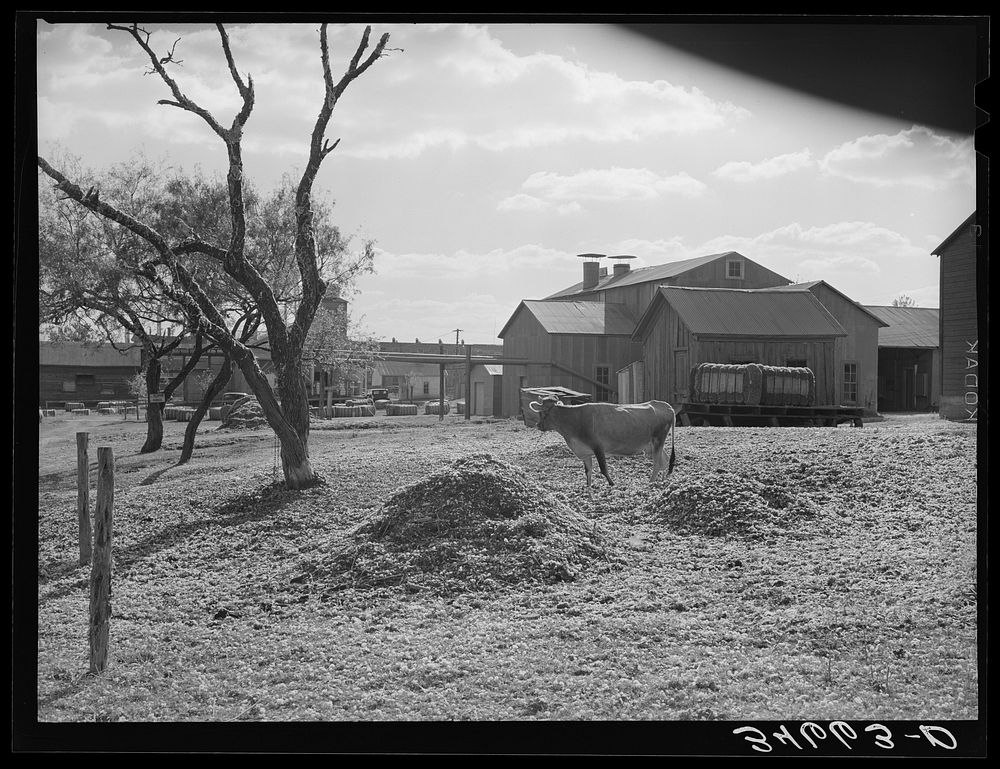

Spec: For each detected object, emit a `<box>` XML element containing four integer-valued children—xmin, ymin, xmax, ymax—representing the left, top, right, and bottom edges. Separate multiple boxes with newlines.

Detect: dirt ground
<box><xmin>31</xmin><ymin>409</ymin><xmax>981</xmax><ymax>736</ymax></box>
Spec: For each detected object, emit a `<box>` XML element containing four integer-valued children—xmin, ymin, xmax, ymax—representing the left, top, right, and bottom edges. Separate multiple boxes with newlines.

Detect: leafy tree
<box><xmin>892</xmin><ymin>294</ymin><xmax>917</xmax><ymax>307</ymax></box>
<box><xmin>38</xmin><ymin>22</ymin><xmax>393</xmax><ymax>488</ymax></box>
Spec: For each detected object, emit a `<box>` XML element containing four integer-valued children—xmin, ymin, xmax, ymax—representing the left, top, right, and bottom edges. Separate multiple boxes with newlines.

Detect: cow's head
<box><xmin>528</xmin><ymin>395</ymin><xmax>561</xmax><ymax>430</ymax></box>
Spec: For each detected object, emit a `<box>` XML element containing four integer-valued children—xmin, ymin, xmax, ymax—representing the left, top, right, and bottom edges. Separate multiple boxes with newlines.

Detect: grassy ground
<box><xmin>34</xmin><ymin>410</ymin><xmax>979</xmax><ymax>726</ymax></box>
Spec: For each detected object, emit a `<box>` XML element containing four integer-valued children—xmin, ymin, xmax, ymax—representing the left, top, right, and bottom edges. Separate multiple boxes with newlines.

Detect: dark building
<box><xmin>933</xmin><ymin>213</ymin><xmax>981</xmax><ymax>421</ymax></box>
<box><xmin>39</xmin><ymin>341</ymin><xmax>141</xmax><ymax>407</ymax></box>
<box><xmin>866</xmin><ymin>305</ymin><xmax>941</xmax><ymax>412</ymax></box>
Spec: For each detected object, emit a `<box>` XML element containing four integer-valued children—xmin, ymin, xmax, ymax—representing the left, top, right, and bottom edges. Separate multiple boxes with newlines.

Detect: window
<box><xmin>422</xmin><ymin>381</ymin><xmax>430</xmax><ymax>395</ymax></box>
<box><xmin>726</xmin><ymin>259</ymin><xmax>744</xmax><ymax>280</ymax></box>
<box><xmin>843</xmin><ymin>363</ymin><xmax>858</xmax><ymax>404</ymax></box>
<box><xmin>596</xmin><ymin>365</ymin><xmax>612</xmax><ymax>402</ymax></box>
<box><xmin>75</xmin><ymin>373</ymin><xmax>95</xmax><ymax>388</ymax></box>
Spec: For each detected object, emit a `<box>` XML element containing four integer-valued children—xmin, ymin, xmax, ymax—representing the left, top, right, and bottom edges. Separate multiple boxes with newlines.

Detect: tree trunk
<box><xmin>178</xmin><ymin>355</ymin><xmax>233</xmax><ymax>465</ymax></box>
<box><xmin>276</xmin><ymin>362</ymin><xmax>315</xmax><ymax>488</ymax></box>
<box><xmin>231</xmin><ymin>350</ymin><xmax>315</xmax><ymax>489</ymax></box>
<box><xmin>140</xmin><ymin>358</ymin><xmax>164</xmax><ymax>454</ymax></box>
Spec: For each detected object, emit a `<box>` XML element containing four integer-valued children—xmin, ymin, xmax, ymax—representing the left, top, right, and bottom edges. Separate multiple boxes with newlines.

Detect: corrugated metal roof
<box><xmin>518</xmin><ymin>300</ymin><xmax>636</xmax><ymax>335</ymax></box>
<box><xmin>483</xmin><ymin>364</ymin><xmax>503</xmax><ymax>376</ymax></box>
<box><xmin>865</xmin><ymin>306</ymin><xmax>940</xmax><ymax>348</ymax></box>
<box><xmin>649</xmin><ymin>287</ymin><xmax>848</xmax><ymax>338</ymax></box>
<box><xmin>544</xmin><ymin>252</ymin><xmax>740</xmax><ymax>299</ymax></box>
<box><xmin>771</xmin><ymin>280</ymin><xmax>889</xmax><ymax>326</ymax></box>
<box><xmin>39</xmin><ymin>341</ymin><xmax>141</xmax><ymax>367</ymax></box>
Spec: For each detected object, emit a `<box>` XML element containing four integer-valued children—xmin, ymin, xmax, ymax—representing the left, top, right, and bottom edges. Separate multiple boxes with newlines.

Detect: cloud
<box><xmin>498</xmin><ymin>168</ymin><xmax>706</xmax><ymax>213</ymax></box>
<box><xmin>521</xmin><ymin>167</ymin><xmax>707</xmax><ymax>202</ymax></box>
<box><xmin>496</xmin><ymin>194</ymin><xmax>581</xmax><ymax>215</ymax></box>
<box><xmin>713</xmin><ymin>149</ymin><xmax>814</xmax><ymax>182</ymax></box>
<box><xmin>820</xmin><ymin>125</ymin><xmax>975</xmax><ymax>189</ymax></box>
<box><xmin>340</xmin><ymin>24</ymin><xmax>750</xmax><ymax>159</ymax></box>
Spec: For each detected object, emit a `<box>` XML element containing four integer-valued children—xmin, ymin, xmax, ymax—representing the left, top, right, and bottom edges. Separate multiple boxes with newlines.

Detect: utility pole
<box><xmin>451</xmin><ymin>328</ymin><xmax>462</xmax><ymax>354</ymax></box>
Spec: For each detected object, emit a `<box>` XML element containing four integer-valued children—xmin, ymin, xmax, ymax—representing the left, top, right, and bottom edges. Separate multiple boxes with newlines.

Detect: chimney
<box><xmin>611</xmin><ymin>254</ymin><xmax>637</xmax><ymax>278</ymax></box>
<box><xmin>577</xmin><ymin>253</ymin><xmax>605</xmax><ymax>290</ymax></box>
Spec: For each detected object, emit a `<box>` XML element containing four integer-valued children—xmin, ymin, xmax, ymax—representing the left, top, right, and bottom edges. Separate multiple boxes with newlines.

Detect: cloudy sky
<box><xmin>35</xmin><ymin>19</ymin><xmax>980</xmax><ymax>344</ymax></box>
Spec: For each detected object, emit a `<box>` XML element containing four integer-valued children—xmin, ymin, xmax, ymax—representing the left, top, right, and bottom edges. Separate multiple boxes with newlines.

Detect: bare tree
<box><xmin>38</xmin><ymin>22</ymin><xmax>393</xmax><ymax>488</ymax></box>
<box><xmin>892</xmin><ymin>294</ymin><xmax>917</xmax><ymax>307</ymax></box>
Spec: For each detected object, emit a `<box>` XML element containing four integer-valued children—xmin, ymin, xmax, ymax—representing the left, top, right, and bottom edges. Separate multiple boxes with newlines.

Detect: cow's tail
<box><xmin>667</xmin><ymin>408</ymin><xmax>677</xmax><ymax>475</ymax></box>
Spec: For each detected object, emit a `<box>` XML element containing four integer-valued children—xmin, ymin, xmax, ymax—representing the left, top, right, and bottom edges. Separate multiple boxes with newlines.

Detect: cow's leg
<box><xmin>580</xmin><ymin>454</ymin><xmax>594</xmax><ymax>492</ymax></box>
<box><xmin>594</xmin><ymin>447</ymin><xmax>614</xmax><ymax>487</ymax></box>
<box><xmin>650</xmin><ymin>437</ymin><xmax>665</xmax><ymax>482</ymax></box>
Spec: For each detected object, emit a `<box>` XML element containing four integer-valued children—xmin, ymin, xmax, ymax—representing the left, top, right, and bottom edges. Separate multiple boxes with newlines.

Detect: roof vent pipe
<box><xmin>577</xmin><ymin>253</ymin><xmax>605</xmax><ymax>290</ymax></box>
<box><xmin>610</xmin><ymin>254</ymin><xmax>637</xmax><ymax>278</ymax></box>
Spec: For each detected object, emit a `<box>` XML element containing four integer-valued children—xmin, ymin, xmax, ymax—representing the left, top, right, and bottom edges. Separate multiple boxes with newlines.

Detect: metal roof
<box><xmin>771</xmin><ymin>280</ymin><xmax>889</xmax><ymax>326</ymax></box>
<box><xmin>39</xmin><ymin>341</ymin><xmax>142</xmax><ymax>367</ymax></box>
<box><xmin>638</xmin><ymin>287</ymin><xmax>848</xmax><ymax>338</ymax></box>
<box><xmin>544</xmin><ymin>252</ymin><xmax>748</xmax><ymax>299</ymax></box>
<box><xmin>864</xmin><ymin>306</ymin><xmax>941</xmax><ymax>348</ymax></box>
<box><xmin>500</xmin><ymin>300</ymin><xmax>636</xmax><ymax>337</ymax></box>
<box><xmin>482</xmin><ymin>364</ymin><xmax>503</xmax><ymax>376</ymax></box>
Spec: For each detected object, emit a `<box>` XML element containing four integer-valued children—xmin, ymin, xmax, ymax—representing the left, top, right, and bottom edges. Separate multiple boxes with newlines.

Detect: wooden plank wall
<box><xmin>939</xmin><ymin>224</ymin><xmax>980</xmax><ymax>420</ymax></box>
<box><xmin>812</xmin><ymin>283</ymin><xmax>881</xmax><ymax>414</ymax></box>
<box><xmin>39</xmin><ymin>365</ymin><xmax>138</xmax><ymax>406</ymax></box>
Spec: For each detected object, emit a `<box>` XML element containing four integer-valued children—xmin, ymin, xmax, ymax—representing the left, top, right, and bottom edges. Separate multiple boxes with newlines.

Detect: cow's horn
<box><xmin>528</xmin><ymin>400</ymin><xmax>543</xmax><ymax>413</ymax></box>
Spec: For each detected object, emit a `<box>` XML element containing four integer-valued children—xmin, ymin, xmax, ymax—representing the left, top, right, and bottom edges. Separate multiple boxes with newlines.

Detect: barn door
<box><xmin>673</xmin><ymin>351</ymin><xmax>689</xmax><ymax>403</ymax></box>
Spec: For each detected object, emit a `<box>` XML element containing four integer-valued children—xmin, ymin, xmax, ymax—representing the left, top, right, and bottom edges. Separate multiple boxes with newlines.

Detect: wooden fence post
<box><xmin>76</xmin><ymin>432</ymin><xmax>92</xmax><ymax>565</ymax></box>
<box><xmin>88</xmin><ymin>446</ymin><xmax>114</xmax><ymax>675</ymax></box>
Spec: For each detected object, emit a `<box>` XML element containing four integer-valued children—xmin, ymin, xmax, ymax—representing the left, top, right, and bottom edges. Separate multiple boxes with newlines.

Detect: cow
<box><xmin>528</xmin><ymin>396</ymin><xmax>677</xmax><ymax>491</ymax></box>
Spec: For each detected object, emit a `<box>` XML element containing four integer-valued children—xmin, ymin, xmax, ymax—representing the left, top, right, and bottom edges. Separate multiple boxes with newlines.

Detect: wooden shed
<box><xmin>933</xmin><ymin>213</ymin><xmax>981</xmax><ymax>421</ymax></box>
<box><xmin>865</xmin><ymin>305</ymin><xmax>941</xmax><ymax>412</ymax></box>
<box><xmin>468</xmin><ymin>364</ymin><xmax>503</xmax><ymax>416</ymax></box>
<box><xmin>632</xmin><ymin>287</ymin><xmax>848</xmax><ymax>407</ymax></box>
<box><xmin>39</xmin><ymin>341</ymin><xmax>141</xmax><ymax>408</ymax></box>
<box><xmin>498</xmin><ymin>300</ymin><xmax>642</xmax><ymax>417</ymax></box>
<box><xmin>772</xmin><ymin>281</ymin><xmax>887</xmax><ymax>416</ymax></box>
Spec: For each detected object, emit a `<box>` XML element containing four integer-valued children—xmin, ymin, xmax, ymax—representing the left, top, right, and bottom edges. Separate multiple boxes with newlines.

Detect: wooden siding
<box><xmin>499</xmin><ymin>310</ymin><xmax>643</xmax><ymax>417</ymax></box>
<box><xmin>551</xmin><ymin>255</ymin><xmax>790</xmax><ymax>320</ymax></box>
<box><xmin>694</xmin><ymin>339</ymin><xmax>839</xmax><ymax>406</ymax></box>
<box><xmin>500</xmin><ymin>308</ymin><xmax>552</xmax><ymax>417</ymax></box>
<box><xmin>39</xmin><ymin>364</ymin><xmax>139</xmax><ymax>407</ymax></box>
<box><xmin>811</xmin><ymin>283</ymin><xmax>881</xmax><ymax>414</ymax></box>
<box><xmin>638</xmin><ymin>301</ymin><xmax>839</xmax><ymax>406</ymax></box>
<box><xmin>938</xmin><ymin>223</ymin><xmax>980</xmax><ymax>420</ymax></box>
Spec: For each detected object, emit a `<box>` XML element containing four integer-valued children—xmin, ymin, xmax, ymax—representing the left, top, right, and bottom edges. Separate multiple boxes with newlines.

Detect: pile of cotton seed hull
<box><xmin>642</xmin><ymin>469</ymin><xmax>818</xmax><ymax>538</ymax></box>
<box><xmin>219</xmin><ymin>397</ymin><xmax>269</xmax><ymax>430</ymax></box>
<box><xmin>306</xmin><ymin>454</ymin><xmax>617</xmax><ymax>594</ymax></box>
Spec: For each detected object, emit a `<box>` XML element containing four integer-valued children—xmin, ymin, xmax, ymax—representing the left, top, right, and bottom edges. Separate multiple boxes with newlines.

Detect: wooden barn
<box><xmin>467</xmin><ymin>364</ymin><xmax>503</xmax><ymax>416</ymax></box>
<box><xmin>771</xmin><ymin>281</ymin><xmax>887</xmax><ymax>416</ymax></box>
<box><xmin>39</xmin><ymin>340</ymin><xmax>141</xmax><ymax>407</ymax></box>
<box><xmin>865</xmin><ymin>305</ymin><xmax>941</xmax><ymax>412</ymax></box>
<box><xmin>545</xmin><ymin>251</ymin><xmax>792</xmax><ymax>320</ymax></box>
<box><xmin>631</xmin><ymin>287</ymin><xmax>848</xmax><ymax>407</ymax></box>
<box><xmin>498</xmin><ymin>300</ymin><xmax>642</xmax><ymax>417</ymax></box>
<box><xmin>933</xmin><ymin>212</ymin><xmax>982</xmax><ymax>421</ymax></box>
